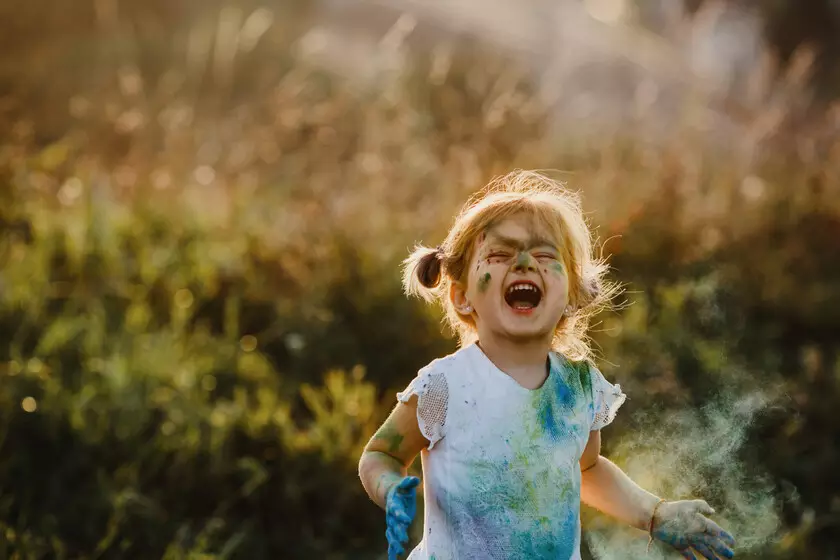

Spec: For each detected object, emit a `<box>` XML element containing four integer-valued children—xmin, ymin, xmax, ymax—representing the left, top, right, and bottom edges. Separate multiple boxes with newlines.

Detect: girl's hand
<box><xmin>385</xmin><ymin>476</ymin><xmax>420</xmax><ymax>560</ymax></box>
<box><xmin>652</xmin><ymin>499</ymin><xmax>736</xmax><ymax>559</ymax></box>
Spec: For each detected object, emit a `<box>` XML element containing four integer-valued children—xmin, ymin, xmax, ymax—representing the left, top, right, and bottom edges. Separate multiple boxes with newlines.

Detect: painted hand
<box><xmin>652</xmin><ymin>500</ymin><xmax>736</xmax><ymax>559</ymax></box>
<box><xmin>385</xmin><ymin>476</ymin><xmax>420</xmax><ymax>560</ymax></box>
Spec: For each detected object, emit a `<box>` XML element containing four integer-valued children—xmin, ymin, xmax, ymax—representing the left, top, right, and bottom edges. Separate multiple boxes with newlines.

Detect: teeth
<box><xmin>508</xmin><ymin>284</ymin><xmax>537</xmax><ymax>292</ymax></box>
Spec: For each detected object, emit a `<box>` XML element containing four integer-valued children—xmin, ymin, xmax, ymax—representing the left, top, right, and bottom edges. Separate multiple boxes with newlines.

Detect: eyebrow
<box><xmin>486</xmin><ymin>233</ymin><xmax>558</xmax><ymax>252</ymax></box>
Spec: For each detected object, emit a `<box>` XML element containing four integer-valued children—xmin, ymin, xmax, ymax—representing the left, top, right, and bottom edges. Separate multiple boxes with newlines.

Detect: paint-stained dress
<box><xmin>396</xmin><ymin>343</ymin><xmax>626</xmax><ymax>560</ymax></box>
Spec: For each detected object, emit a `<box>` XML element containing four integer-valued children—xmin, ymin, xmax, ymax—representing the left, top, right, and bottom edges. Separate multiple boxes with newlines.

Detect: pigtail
<box><xmin>402</xmin><ymin>245</ymin><xmax>445</xmax><ymax>303</ymax></box>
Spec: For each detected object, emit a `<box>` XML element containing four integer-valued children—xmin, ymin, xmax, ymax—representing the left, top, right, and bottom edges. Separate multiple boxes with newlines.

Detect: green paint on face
<box><xmin>550</xmin><ymin>261</ymin><xmax>564</xmax><ymax>274</ymax></box>
<box><xmin>478</xmin><ymin>272</ymin><xmax>491</xmax><ymax>292</ymax></box>
<box><xmin>515</xmin><ymin>251</ymin><xmax>531</xmax><ymax>269</ymax></box>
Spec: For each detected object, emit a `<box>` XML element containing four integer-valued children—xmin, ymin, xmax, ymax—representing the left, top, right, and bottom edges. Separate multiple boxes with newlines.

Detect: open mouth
<box><xmin>504</xmin><ymin>281</ymin><xmax>543</xmax><ymax>310</ymax></box>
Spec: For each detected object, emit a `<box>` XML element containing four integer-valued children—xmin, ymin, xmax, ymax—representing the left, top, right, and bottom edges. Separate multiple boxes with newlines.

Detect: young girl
<box><xmin>358</xmin><ymin>170</ymin><xmax>735</xmax><ymax>560</ymax></box>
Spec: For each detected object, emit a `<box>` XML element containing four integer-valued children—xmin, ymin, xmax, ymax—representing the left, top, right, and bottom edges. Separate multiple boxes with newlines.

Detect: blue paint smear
<box><xmin>537</xmin><ymin>356</ymin><xmax>578</xmax><ymax>441</ymax></box>
<box><xmin>554</xmin><ymin>376</ymin><xmax>574</xmax><ymax>408</ymax></box>
<box><xmin>539</xmin><ymin>398</ymin><xmax>562</xmax><ymax>442</ymax></box>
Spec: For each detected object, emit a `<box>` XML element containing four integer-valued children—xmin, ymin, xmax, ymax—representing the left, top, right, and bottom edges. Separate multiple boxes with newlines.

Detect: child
<box><xmin>358</xmin><ymin>170</ymin><xmax>735</xmax><ymax>559</ymax></box>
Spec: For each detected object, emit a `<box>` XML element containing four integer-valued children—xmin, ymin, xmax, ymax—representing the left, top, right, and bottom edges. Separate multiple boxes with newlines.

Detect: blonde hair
<box><xmin>402</xmin><ymin>169</ymin><xmax>621</xmax><ymax>362</ymax></box>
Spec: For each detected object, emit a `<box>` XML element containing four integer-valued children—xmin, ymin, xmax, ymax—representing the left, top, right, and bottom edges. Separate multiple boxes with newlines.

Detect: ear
<box><xmin>449</xmin><ymin>280</ymin><xmax>472</xmax><ymax>315</ymax></box>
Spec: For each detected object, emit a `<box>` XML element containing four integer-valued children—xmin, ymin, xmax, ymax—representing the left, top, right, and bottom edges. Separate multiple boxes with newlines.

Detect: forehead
<box><xmin>483</xmin><ymin>214</ymin><xmax>559</xmax><ymax>248</ymax></box>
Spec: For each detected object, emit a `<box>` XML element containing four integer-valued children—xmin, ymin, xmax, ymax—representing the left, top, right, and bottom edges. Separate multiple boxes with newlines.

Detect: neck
<box><xmin>475</xmin><ymin>329</ymin><xmax>552</xmax><ymax>379</ymax></box>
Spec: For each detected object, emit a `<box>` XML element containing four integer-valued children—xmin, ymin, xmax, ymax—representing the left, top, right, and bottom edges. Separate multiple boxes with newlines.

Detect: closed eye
<box><xmin>535</xmin><ymin>254</ymin><xmax>557</xmax><ymax>261</ymax></box>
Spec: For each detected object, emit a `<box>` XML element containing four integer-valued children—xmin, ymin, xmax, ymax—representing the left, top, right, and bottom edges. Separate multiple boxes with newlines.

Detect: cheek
<box><xmin>548</xmin><ymin>261</ymin><xmax>565</xmax><ymax>275</ymax></box>
<box><xmin>477</xmin><ymin>271</ymin><xmax>492</xmax><ymax>293</ymax></box>
<box><xmin>542</xmin><ymin>262</ymin><xmax>567</xmax><ymax>282</ymax></box>
<box><xmin>470</xmin><ymin>261</ymin><xmax>504</xmax><ymax>298</ymax></box>
<box><xmin>541</xmin><ymin>265</ymin><xmax>570</xmax><ymax>293</ymax></box>
<box><xmin>474</xmin><ymin>253</ymin><xmax>489</xmax><ymax>275</ymax></box>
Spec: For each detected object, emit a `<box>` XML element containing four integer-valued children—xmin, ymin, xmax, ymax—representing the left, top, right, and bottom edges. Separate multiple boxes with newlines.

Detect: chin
<box><xmin>504</xmin><ymin>329</ymin><xmax>552</xmax><ymax>342</ymax></box>
<box><xmin>497</xmin><ymin>307</ymin><xmax>563</xmax><ymax>340</ymax></box>
<box><xmin>499</xmin><ymin>318</ymin><xmax>555</xmax><ymax>340</ymax></box>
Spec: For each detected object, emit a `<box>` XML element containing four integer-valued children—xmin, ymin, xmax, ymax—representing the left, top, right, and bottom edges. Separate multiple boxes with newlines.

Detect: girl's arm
<box><xmin>579</xmin><ymin>430</ymin><xmax>660</xmax><ymax>530</ymax></box>
<box><xmin>359</xmin><ymin>394</ymin><xmax>429</xmax><ymax>508</ymax></box>
<box><xmin>579</xmin><ymin>431</ymin><xmax>736</xmax><ymax>558</ymax></box>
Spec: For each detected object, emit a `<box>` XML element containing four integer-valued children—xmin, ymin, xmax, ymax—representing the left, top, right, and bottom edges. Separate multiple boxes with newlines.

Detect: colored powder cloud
<box><xmin>584</xmin><ymin>388</ymin><xmax>789</xmax><ymax>558</ymax></box>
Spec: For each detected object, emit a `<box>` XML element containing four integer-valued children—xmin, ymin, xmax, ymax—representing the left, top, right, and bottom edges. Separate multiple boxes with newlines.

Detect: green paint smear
<box><xmin>478</xmin><ymin>272</ymin><xmax>491</xmax><ymax>292</ymax></box>
<box><xmin>463</xmin><ymin>414</ymin><xmax>580</xmax><ymax>555</ymax></box>
<box><xmin>515</xmin><ymin>251</ymin><xmax>531</xmax><ymax>268</ymax></box>
<box><xmin>388</xmin><ymin>433</ymin><xmax>405</xmax><ymax>453</ymax></box>
<box><xmin>374</xmin><ymin>424</ymin><xmax>405</xmax><ymax>454</ymax></box>
<box><xmin>550</xmin><ymin>261</ymin><xmax>564</xmax><ymax>274</ymax></box>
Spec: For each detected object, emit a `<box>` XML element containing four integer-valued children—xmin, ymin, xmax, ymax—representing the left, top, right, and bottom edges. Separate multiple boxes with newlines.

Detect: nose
<box><xmin>512</xmin><ymin>251</ymin><xmax>536</xmax><ymax>272</ymax></box>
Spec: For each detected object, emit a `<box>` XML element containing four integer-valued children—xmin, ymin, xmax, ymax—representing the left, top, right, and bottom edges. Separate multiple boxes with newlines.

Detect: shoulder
<box><xmin>550</xmin><ymin>351</ymin><xmax>593</xmax><ymax>385</ymax></box>
<box><xmin>576</xmin><ymin>359</ymin><xmax>619</xmax><ymax>398</ymax></box>
<box><xmin>398</xmin><ymin>344</ymin><xmax>481</xmax><ymax>411</ymax></box>
<box><xmin>417</xmin><ymin>344</ymin><xmax>475</xmax><ymax>380</ymax></box>
<box><xmin>397</xmin><ymin>346</ymin><xmax>471</xmax><ymax>401</ymax></box>
<box><xmin>550</xmin><ymin>353</ymin><xmax>620</xmax><ymax>402</ymax></box>
<box><xmin>584</xmin><ymin>361</ymin><xmax>627</xmax><ymax>431</ymax></box>
<box><xmin>395</xmin><ymin>348</ymin><xmax>475</xmax><ymax>449</ymax></box>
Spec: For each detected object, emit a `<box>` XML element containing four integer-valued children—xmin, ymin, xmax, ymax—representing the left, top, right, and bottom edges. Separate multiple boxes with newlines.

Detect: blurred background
<box><xmin>1</xmin><ymin>0</ymin><xmax>839</xmax><ymax>558</ymax></box>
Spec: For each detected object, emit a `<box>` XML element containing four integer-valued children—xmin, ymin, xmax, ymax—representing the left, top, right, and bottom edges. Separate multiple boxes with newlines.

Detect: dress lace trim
<box><xmin>397</xmin><ymin>370</ymin><xmax>448</xmax><ymax>449</ymax></box>
<box><xmin>591</xmin><ymin>367</ymin><xmax>626</xmax><ymax>430</ymax></box>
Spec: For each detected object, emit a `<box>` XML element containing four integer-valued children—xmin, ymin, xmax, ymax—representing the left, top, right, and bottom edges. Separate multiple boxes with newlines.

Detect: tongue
<box><xmin>510</xmin><ymin>297</ymin><xmax>536</xmax><ymax>310</ymax></box>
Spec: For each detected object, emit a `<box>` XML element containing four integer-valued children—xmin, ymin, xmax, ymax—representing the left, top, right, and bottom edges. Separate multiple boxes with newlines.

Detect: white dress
<box><xmin>396</xmin><ymin>343</ymin><xmax>626</xmax><ymax>560</ymax></box>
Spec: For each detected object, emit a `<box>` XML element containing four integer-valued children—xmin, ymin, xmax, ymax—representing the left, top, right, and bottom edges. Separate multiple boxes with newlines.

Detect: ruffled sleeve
<box><xmin>589</xmin><ymin>364</ymin><xmax>627</xmax><ymax>431</ymax></box>
<box><xmin>396</xmin><ymin>366</ymin><xmax>449</xmax><ymax>450</ymax></box>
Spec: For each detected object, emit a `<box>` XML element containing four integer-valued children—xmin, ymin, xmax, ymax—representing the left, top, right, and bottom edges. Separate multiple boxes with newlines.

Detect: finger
<box><xmin>693</xmin><ymin>542</ymin><xmax>719</xmax><ymax>560</ymax></box>
<box><xmin>388</xmin><ymin>514</ymin><xmax>410</xmax><ymax>541</ymax></box>
<box><xmin>392</xmin><ymin>499</ymin><xmax>415</xmax><ymax>521</ymax></box>
<box><xmin>386</xmin><ymin>525</ymin><xmax>397</xmax><ymax>546</ymax></box>
<box><xmin>699</xmin><ymin>533</ymin><xmax>734</xmax><ymax>559</ymax></box>
<box><xmin>397</xmin><ymin>476</ymin><xmax>421</xmax><ymax>492</ymax></box>
<box><xmin>388</xmin><ymin>506</ymin><xmax>412</xmax><ymax>525</ymax></box>
<box><xmin>703</xmin><ymin>519</ymin><xmax>736</xmax><ymax>547</ymax></box>
<box><xmin>386</xmin><ymin>530</ymin><xmax>398</xmax><ymax>560</ymax></box>
<box><xmin>681</xmin><ymin>549</ymin><xmax>698</xmax><ymax>560</ymax></box>
<box><xmin>394</xmin><ymin>519</ymin><xmax>410</xmax><ymax>543</ymax></box>
<box><xmin>690</xmin><ymin>499</ymin><xmax>715</xmax><ymax>516</ymax></box>
<box><xmin>387</xmin><ymin>531</ymin><xmax>404</xmax><ymax>558</ymax></box>
<box><xmin>388</xmin><ymin>540</ymin><xmax>404</xmax><ymax>560</ymax></box>
<box><xmin>719</xmin><ymin>529</ymin><xmax>736</xmax><ymax>547</ymax></box>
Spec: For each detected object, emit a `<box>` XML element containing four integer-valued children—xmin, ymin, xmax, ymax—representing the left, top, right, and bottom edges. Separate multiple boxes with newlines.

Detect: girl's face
<box><xmin>455</xmin><ymin>213</ymin><xmax>570</xmax><ymax>343</ymax></box>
